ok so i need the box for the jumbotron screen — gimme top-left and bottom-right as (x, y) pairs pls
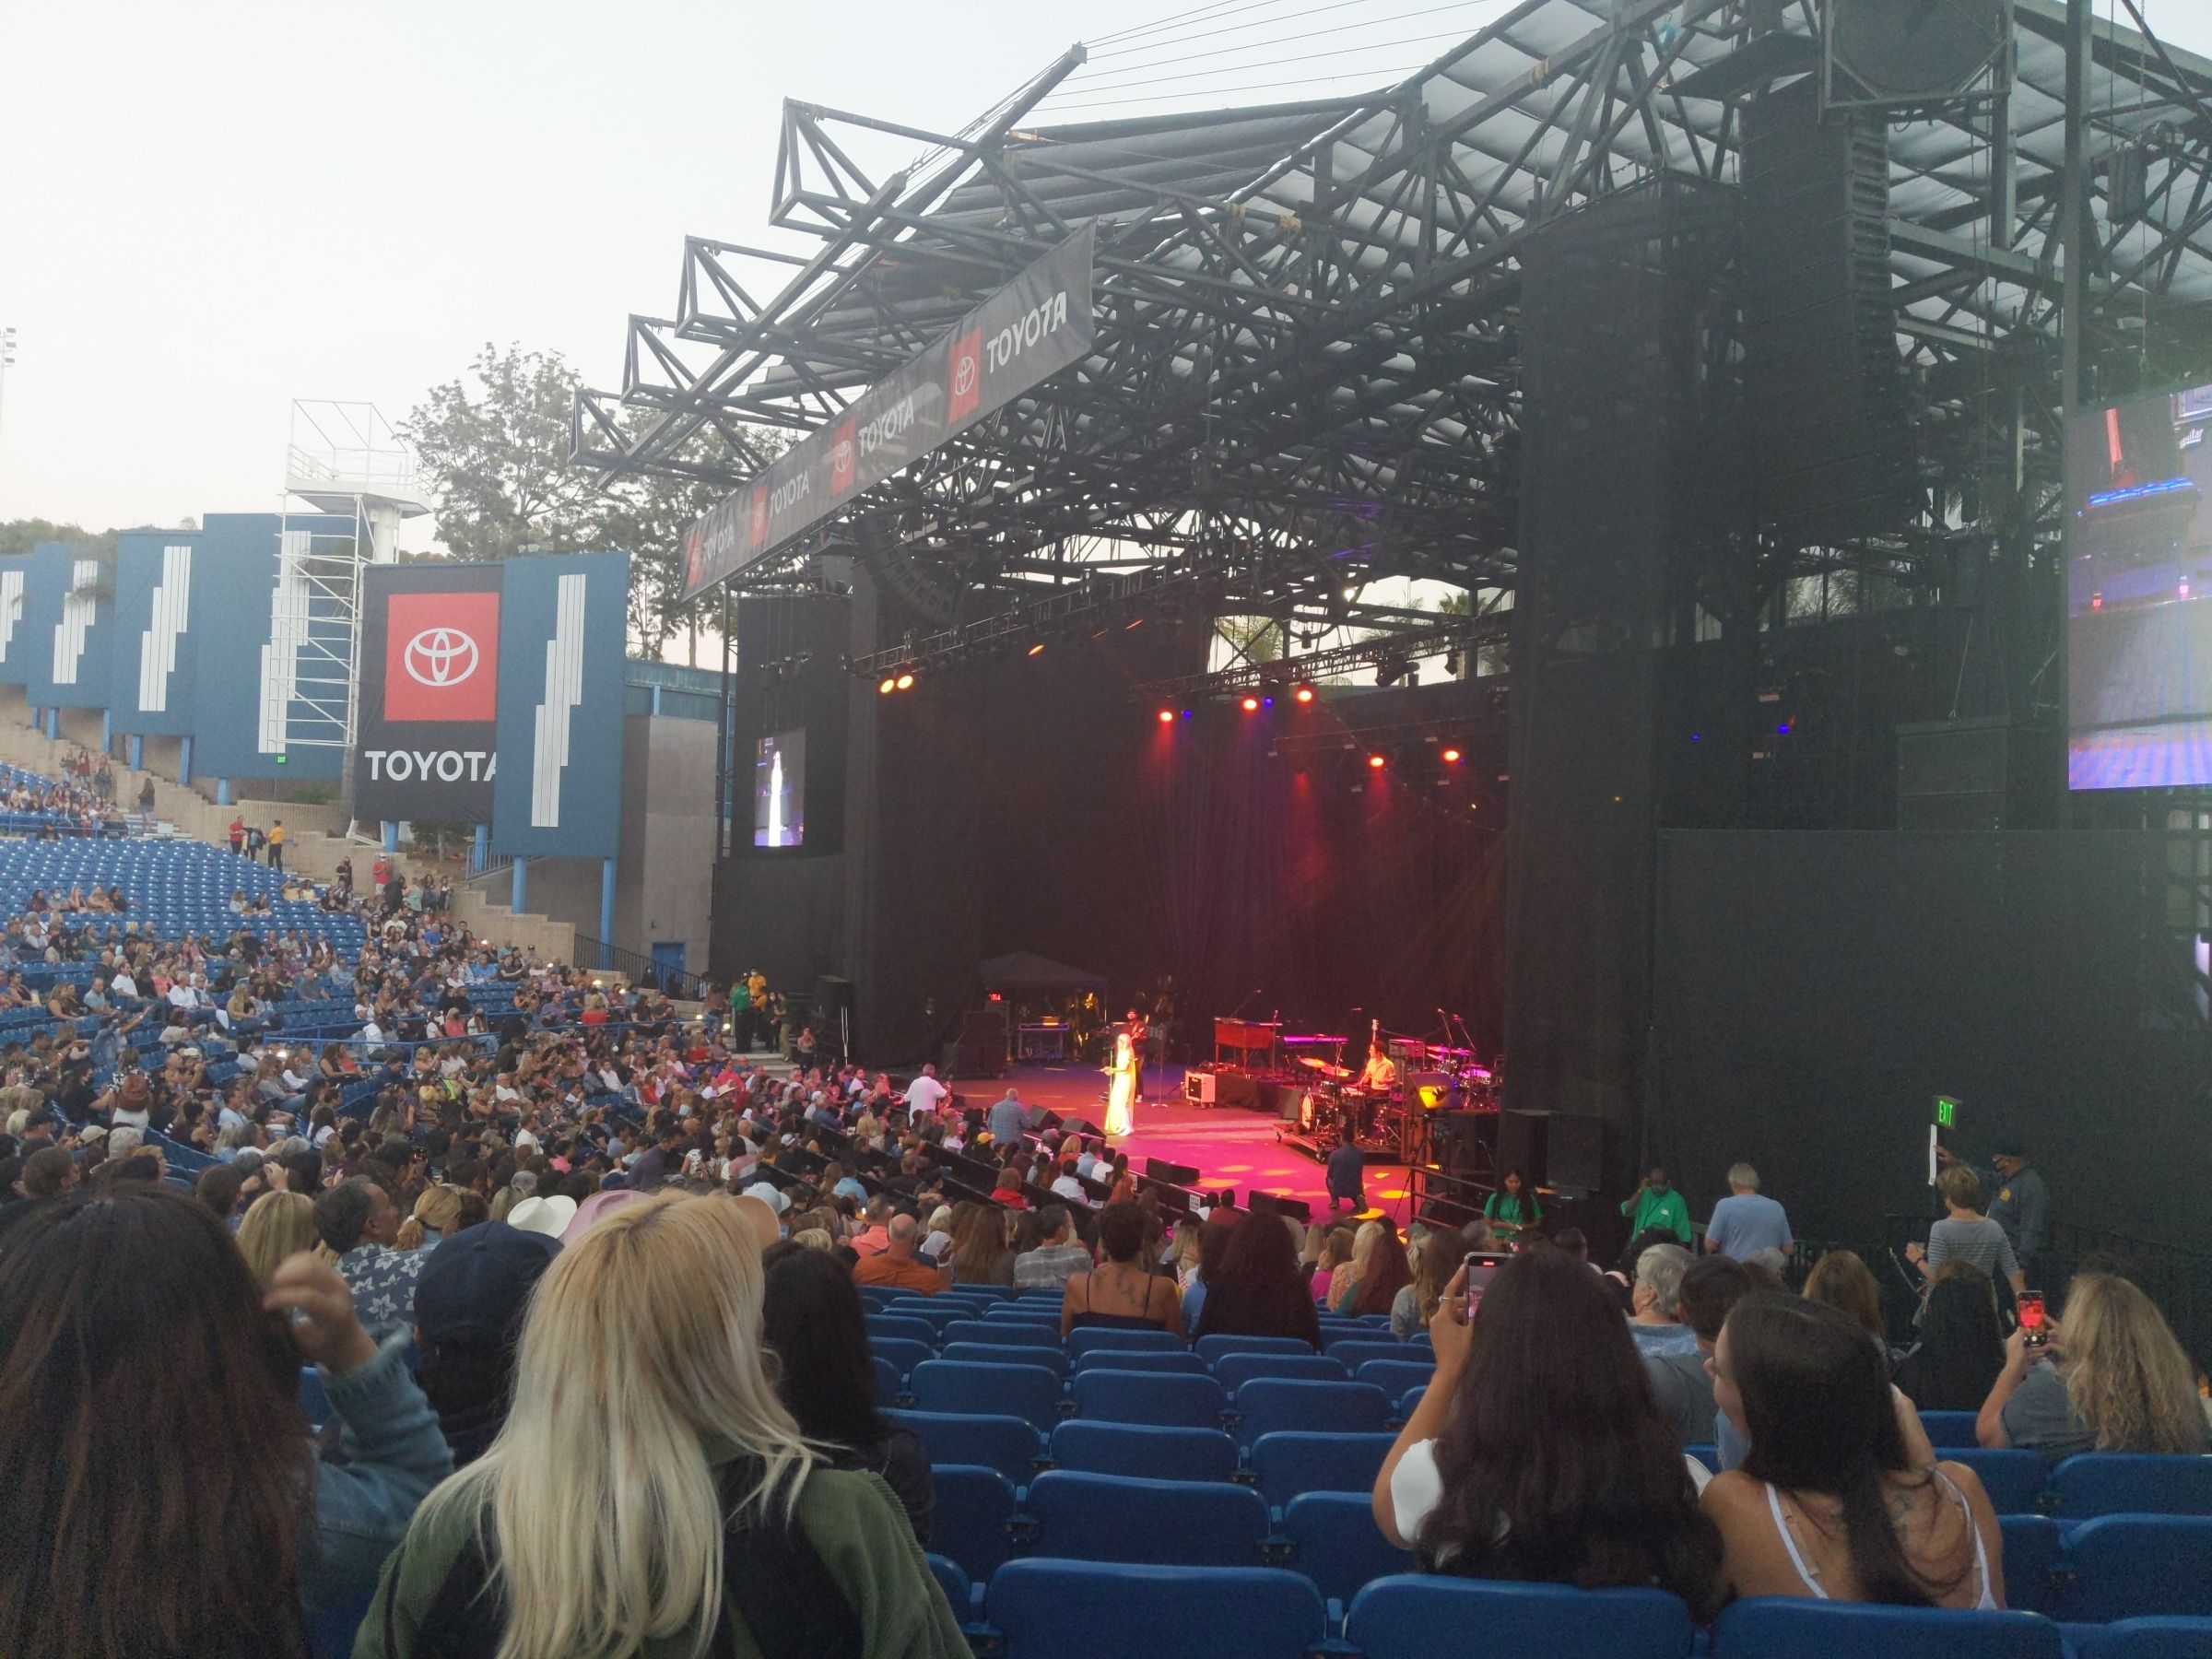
(2066, 381), (2212, 788)
(753, 730), (806, 848)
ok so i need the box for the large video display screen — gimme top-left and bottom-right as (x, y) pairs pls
(2066, 381), (2212, 788)
(754, 729), (806, 848)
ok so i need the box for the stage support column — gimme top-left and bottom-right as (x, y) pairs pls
(472, 825), (488, 875)
(512, 858), (527, 914)
(178, 736), (193, 786)
(216, 779), (230, 806)
(128, 735), (142, 771)
(651, 683), (663, 716)
(100, 712), (110, 752)
(382, 821), (398, 855)
(599, 858), (616, 969)
(42, 708), (57, 741)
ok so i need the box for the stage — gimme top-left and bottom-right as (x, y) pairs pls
(946, 1062), (1417, 1224)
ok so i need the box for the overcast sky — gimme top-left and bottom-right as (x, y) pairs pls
(3, 0), (2206, 546)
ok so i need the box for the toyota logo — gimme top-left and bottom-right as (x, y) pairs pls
(953, 355), (977, 396)
(404, 627), (480, 688)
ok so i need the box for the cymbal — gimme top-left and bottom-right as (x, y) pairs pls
(1298, 1056), (1352, 1077)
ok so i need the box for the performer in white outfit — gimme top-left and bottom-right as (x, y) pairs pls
(1102, 1012), (1143, 1136)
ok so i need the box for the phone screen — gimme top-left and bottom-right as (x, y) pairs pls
(2018, 1290), (2047, 1344)
(1463, 1251), (1511, 1320)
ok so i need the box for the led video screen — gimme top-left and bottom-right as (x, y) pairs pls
(2066, 381), (2212, 788)
(753, 729), (806, 848)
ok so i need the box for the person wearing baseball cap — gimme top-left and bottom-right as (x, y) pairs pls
(412, 1222), (556, 1465)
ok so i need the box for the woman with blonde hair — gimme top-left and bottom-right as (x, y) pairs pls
(236, 1190), (320, 1292)
(395, 1183), (466, 1253)
(1979, 1272), (2210, 1462)
(359, 1193), (963, 1657)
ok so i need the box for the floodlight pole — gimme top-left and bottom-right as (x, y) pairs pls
(2059, 0), (2090, 413)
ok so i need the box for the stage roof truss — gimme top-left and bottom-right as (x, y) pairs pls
(581, 0), (2212, 664)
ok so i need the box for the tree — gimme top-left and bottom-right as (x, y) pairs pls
(403, 345), (601, 561)
(0, 520), (116, 559)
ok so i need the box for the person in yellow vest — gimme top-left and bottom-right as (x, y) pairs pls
(267, 819), (288, 873)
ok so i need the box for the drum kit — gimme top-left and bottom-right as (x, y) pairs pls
(1291, 1041), (1501, 1158)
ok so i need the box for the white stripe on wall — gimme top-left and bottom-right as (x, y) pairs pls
(530, 572), (587, 827)
(53, 559), (99, 686)
(257, 531), (310, 753)
(0, 571), (24, 664)
(137, 545), (194, 713)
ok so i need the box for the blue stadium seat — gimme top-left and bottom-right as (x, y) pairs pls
(910, 1359), (1065, 1433)
(873, 1356), (904, 1405)
(928, 1464), (1020, 1580)
(1280, 1490), (1415, 1610)
(982, 1306), (1065, 1325)
(942, 1340), (1070, 1378)
(925, 1553), (977, 1619)
(883, 1300), (968, 1333)
(1065, 1327), (1184, 1359)
(866, 1336), (933, 1380)
(1047, 1420), (1240, 1485)
(1399, 1385), (1427, 1419)
(1231, 1379), (1393, 1450)
(1324, 1338), (1424, 1371)
(2054, 1455), (2212, 1521)
(1024, 1470), (1274, 1567)
(942, 1319), (1062, 1351)
(1194, 1334), (1317, 1363)
(1071, 1370), (1227, 1429)
(1712, 1598), (2062, 1657)
(1212, 1352), (1349, 1393)
(2001, 1513), (2065, 1616)
(886, 1409), (1041, 1487)
(2053, 1516), (2212, 1623)
(1248, 1431), (1396, 1513)
(1070, 1348), (1208, 1375)
(979, 1560), (1327, 1659)
(1919, 1409), (1983, 1449)
(2066, 1617), (2212, 1658)
(865, 1313), (938, 1347)
(1947, 1447), (2049, 1515)
(1355, 1358), (1435, 1401)
(306, 1585), (377, 1659)
(1345, 1575), (1697, 1659)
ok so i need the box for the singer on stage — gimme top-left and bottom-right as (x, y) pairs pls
(1103, 1008), (1145, 1136)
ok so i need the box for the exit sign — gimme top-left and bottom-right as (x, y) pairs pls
(1935, 1096), (1959, 1128)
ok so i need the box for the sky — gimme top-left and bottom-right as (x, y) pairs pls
(2, 0), (2208, 546)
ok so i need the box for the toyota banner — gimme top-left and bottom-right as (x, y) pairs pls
(678, 221), (1098, 601)
(354, 564), (502, 822)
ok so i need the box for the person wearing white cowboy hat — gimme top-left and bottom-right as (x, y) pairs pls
(507, 1194), (578, 1242)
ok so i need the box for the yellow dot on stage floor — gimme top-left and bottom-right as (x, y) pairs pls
(1218, 1164), (1253, 1174)
(1377, 1187), (1407, 1200)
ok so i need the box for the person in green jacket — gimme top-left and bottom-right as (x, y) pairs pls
(1621, 1164), (1693, 1245)
(356, 1192), (965, 1659)
(1483, 1170), (1541, 1238)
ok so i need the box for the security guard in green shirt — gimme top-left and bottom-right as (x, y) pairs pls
(1621, 1164), (1693, 1245)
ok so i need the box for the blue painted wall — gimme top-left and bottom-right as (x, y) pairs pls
(0, 554), (35, 688)
(23, 541), (116, 710)
(109, 528), (204, 736)
(189, 512), (352, 782)
(490, 550), (629, 858)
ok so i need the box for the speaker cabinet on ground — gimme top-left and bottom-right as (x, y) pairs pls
(1496, 1110), (1607, 1198)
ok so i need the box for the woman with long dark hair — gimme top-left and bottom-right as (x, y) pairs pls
(1195, 1210), (1323, 1347)
(1374, 1247), (1721, 1614)
(1703, 1293), (2004, 1607)
(0, 1190), (452, 1657)
(1893, 1264), (2006, 1412)
(761, 1241), (933, 1545)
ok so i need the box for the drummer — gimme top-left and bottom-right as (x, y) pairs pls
(1356, 1043), (1397, 1092)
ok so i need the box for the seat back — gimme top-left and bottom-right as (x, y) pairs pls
(1194, 1334), (1316, 1362)
(868, 1336), (934, 1380)
(1070, 1348), (1209, 1375)
(924, 1553), (975, 1618)
(1999, 1513), (2064, 1615)
(1324, 1338), (1425, 1370)
(1071, 1370), (1227, 1429)
(1346, 1575), (1697, 1659)
(1025, 1470), (1273, 1568)
(2066, 1617), (2212, 1658)
(1941, 1448), (2047, 1516)
(1280, 1491), (1416, 1609)
(872, 1355), (904, 1405)
(980, 1560), (1327, 1659)
(1919, 1409), (1982, 1449)
(885, 1409), (1041, 1487)
(1213, 1352), (1349, 1392)
(1047, 1420), (1240, 1485)
(928, 1464), (1020, 1580)
(1065, 1326), (1183, 1359)
(942, 1319), (1061, 1350)
(865, 1313), (938, 1347)
(943, 1340), (1070, 1377)
(1354, 1358), (1435, 1400)
(2054, 1454), (2212, 1521)
(911, 1359), (1065, 1433)
(1712, 1597), (2061, 1657)
(1248, 1431), (1396, 1512)
(1233, 1378), (1392, 1449)
(2055, 1515), (2212, 1623)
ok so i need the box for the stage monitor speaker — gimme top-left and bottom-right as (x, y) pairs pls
(1144, 1156), (1202, 1188)
(1741, 76), (1906, 546)
(1825, 0), (2005, 106)
(1897, 717), (2009, 831)
(1253, 1193), (1312, 1224)
(1547, 1113), (1606, 1196)
(1184, 1071), (1218, 1104)
(1058, 1116), (1099, 1139)
(1030, 1109), (1063, 1133)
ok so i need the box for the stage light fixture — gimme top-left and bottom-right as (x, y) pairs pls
(1124, 617), (1145, 630)
(1028, 641), (1046, 657)
(1441, 747), (1462, 764)
(877, 677), (896, 695)
(1240, 695), (1260, 712)
(1293, 684), (1315, 704)
(895, 671), (915, 691)
(1157, 709), (1175, 724)
(1368, 753), (1386, 770)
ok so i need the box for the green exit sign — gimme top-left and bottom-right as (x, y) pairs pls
(275, 754), (288, 766)
(1935, 1096), (1959, 1128)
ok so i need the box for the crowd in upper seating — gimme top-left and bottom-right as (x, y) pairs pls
(0, 761), (2206, 1655)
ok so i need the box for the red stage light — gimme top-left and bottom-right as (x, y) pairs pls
(1241, 695), (1260, 712)
(1368, 753), (1386, 769)
(1157, 709), (1175, 724)
(1293, 685), (1315, 704)
(1441, 747), (1462, 763)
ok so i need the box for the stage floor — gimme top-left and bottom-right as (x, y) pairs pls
(947, 1062), (1414, 1220)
